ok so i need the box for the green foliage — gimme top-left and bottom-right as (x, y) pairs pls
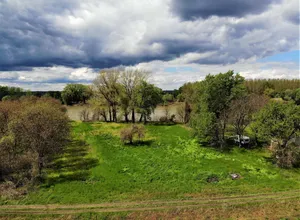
(162, 93), (174, 104)
(253, 101), (300, 144)
(178, 81), (202, 103)
(245, 79), (300, 95)
(191, 70), (246, 147)
(6, 122), (299, 205)
(61, 84), (92, 105)
(253, 101), (300, 168)
(136, 81), (163, 122)
(0, 86), (24, 101)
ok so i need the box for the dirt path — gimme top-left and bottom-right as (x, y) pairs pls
(0, 190), (299, 215)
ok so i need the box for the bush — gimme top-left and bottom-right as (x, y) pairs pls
(271, 142), (300, 168)
(0, 97), (70, 187)
(120, 125), (146, 144)
(159, 114), (176, 123)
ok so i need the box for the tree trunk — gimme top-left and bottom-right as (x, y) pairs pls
(125, 113), (129, 123)
(112, 106), (117, 122)
(184, 102), (191, 123)
(143, 114), (147, 124)
(139, 113), (143, 122)
(109, 107), (112, 122)
(132, 109), (135, 123)
(102, 112), (107, 122)
(38, 153), (44, 178)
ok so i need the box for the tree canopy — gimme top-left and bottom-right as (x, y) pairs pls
(61, 84), (92, 105)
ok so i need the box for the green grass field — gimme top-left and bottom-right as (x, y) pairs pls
(3, 122), (300, 205)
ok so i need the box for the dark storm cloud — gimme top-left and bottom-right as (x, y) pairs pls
(161, 39), (219, 58)
(171, 0), (281, 20)
(0, 0), (88, 71)
(0, 0), (298, 74)
(0, 0), (222, 70)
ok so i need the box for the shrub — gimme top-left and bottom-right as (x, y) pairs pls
(133, 124), (145, 141)
(159, 116), (168, 122)
(120, 125), (146, 144)
(159, 114), (176, 123)
(0, 97), (70, 186)
(120, 127), (134, 144)
(271, 142), (300, 168)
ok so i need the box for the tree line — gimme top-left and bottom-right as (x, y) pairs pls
(0, 86), (63, 102)
(0, 71), (299, 170)
(60, 69), (299, 168)
(63, 69), (164, 123)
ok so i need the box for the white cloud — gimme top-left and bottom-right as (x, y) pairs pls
(0, 0), (299, 90)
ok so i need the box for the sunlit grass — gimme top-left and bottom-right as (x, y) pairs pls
(10, 122), (300, 204)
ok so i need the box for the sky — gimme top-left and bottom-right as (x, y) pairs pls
(0, 0), (299, 91)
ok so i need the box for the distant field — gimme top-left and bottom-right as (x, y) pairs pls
(66, 103), (182, 121)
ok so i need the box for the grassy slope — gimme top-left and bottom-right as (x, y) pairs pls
(9, 122), (300, 204)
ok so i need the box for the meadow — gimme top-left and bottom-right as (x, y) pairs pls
(7, 121), (299, 205)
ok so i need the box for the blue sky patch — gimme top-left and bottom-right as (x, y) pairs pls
(259, 50), (299, 63)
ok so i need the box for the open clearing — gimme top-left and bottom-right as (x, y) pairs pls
(1, 122), (300, 218)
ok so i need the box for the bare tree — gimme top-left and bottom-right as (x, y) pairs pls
(229, 94), (268, 146)
(7, 98), (70, 178)
(88, 95), (109, 122)
(93, 69), (121, 122)
(120, 69), (149, 123)
(79, 108), (90, 122)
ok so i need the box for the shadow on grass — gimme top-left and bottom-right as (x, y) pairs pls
(45, 140), (98, 186)
(123, 140), (154, 147)
(148, 121), (177, 126)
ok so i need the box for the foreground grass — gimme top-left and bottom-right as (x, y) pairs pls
(1, 199), (299, 219)
(2, 122), (300, 205)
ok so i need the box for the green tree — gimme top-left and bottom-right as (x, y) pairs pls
(162, 93), (174, 105)
(292, 88), (300, 105)
(61, 84), (91, 105)
(253, 101), (300, 168)
(88, 95), (109, 122)
(191, 70), (245, 147)
(178, 81), (202, 123)
(136, 81), (163, 123)
(0, 86), (9, 100)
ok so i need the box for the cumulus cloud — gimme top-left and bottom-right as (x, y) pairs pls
(0, 0), (299, 90)
(135, 58), (300, 90)
(0, 66), (97, 90)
